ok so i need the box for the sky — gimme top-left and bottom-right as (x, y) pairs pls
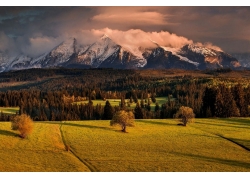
(0, 5), (250, 57)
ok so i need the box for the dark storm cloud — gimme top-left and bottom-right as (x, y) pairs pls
(0, 6), (249, 57)
(158, 7), (250, 53)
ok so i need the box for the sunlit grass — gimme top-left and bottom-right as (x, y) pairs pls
(0, 122), (90, 172)
(61, 119), (250, 172)
(192, 118), (250, 150)
(0, 107), (19, 114)
(74, 97), (173, 111)
(1, 118), (250, 172)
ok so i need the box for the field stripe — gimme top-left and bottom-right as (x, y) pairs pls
(192, 126), (250, 152)
(215, 134), (250, 151)
(59, 122), (98, 172)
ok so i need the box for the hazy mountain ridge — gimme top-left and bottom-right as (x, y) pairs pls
(0, 35), (242, 72)
(231, 53), (250, 68)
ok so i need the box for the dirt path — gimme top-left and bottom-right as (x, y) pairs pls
(59, 122), (98, 172)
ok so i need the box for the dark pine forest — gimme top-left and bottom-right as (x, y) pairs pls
(0, 67), (250, 121)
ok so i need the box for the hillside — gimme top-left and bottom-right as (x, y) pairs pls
(0, 119), (250, 172)
(0, 122), (90, 172)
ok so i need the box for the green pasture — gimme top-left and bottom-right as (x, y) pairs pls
(74, 97), (172, 111)
(0, 107), (19, 114)
(0, 118), (250, 172)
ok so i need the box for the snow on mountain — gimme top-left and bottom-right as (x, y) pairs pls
(161, 46), (200, 66)
(187, 44), (218, 56)
(0, 34), (242, 72)
(147, 39), (199, 66)
(38, 37), (76, 67)
(8, 55), (33, 71)
(77, 34), (121, 67)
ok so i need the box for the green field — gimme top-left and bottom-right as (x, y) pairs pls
(0, 122), (90, 172)
(74, 97), (172, 110)
(0, 107), (19, 114)
(0, 118), (250, 172)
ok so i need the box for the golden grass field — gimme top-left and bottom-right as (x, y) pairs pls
(0, 122), (90, 172)
(0, 118), (250, 172)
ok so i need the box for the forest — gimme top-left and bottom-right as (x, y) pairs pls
(0, 67), (250, 121)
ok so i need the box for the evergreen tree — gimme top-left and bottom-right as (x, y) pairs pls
(232, 84), (248, 117)
(103, 100), (114, 120)
(146, 100), (151, 111)
(140, 98), (145, 108)
(129, 96), (133, 103)
(223, 86), (239, 117)
(134, 102), (144, 119)
(215, 84), (239, 117)
(120, 97), (126, 109)
(151, 95), (156, 103)
(202, 87), (216, 117)
(155, 103), (160, 112)
(214, 87), (224, 117)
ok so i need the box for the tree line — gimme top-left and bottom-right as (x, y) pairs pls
(0, 79), (250, 121)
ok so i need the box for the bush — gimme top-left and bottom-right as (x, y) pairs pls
(110, 110), (135, 132)
(174, 106), (195, 126)
(11, 114), (34, 138)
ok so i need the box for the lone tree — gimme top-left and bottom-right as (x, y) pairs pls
(110, 110), (135, 133)
(11, 114), (34, 138)
(174, 106), (195, 126)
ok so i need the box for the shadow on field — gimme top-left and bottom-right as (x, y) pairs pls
(0, 129), (19, 137)
(138, 120), (177, 126)
(172, 152), (250, 170)
(195, 121), (249, 130)
(230, 138), (250, 150)
(216, 118), (250, 126)
(62, 122), (113, 131)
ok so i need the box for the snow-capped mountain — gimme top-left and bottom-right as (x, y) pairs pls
(144, 43), (240, 70)
(69, 34), (147, 68)
(179, 44), (241, 69)
(0, 35), (242, 72)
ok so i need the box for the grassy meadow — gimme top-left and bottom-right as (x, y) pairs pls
(1, 118), (250, 172)
(0, 107), (19, 114)
(0, 122), (90, 172)
(74, 97), (172, 111)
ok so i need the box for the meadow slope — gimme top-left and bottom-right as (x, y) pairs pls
(0, 118), (250, 172)
(0, 122), (90, 172)
(61, 118), (250, 172)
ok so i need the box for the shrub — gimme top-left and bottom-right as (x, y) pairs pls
(11, 114), (34, 138)
(110, 110), (135, 132)
(174, 106), (195, 126)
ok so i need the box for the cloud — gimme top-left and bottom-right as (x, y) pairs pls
(0, 27), (224, 58)
(92, 11), (168, 26)
(0, 7), (249, 54)
(89, 28), (224, 54)
(194, 42), (223, 52)
(91, 28), (193, 50)
(0, 31), (17, 55)
(22, 36), (64, 57)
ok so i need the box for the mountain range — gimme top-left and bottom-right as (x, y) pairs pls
(0, 34), (242, 72)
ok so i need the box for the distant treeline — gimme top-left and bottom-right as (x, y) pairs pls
(0, 80), (250, 121)
(0, 68), (250, 121)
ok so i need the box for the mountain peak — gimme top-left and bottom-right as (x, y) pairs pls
(0, 35), (242, 72)
(101, 34), (110, 40)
